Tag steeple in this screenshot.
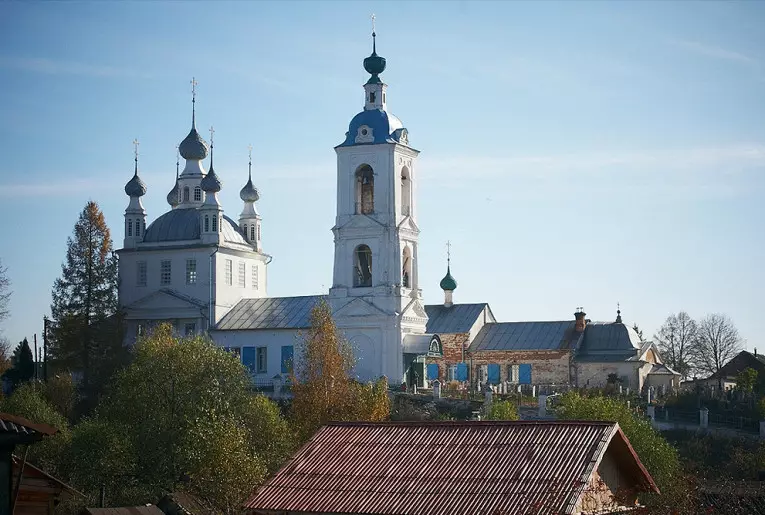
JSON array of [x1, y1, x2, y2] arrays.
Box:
[[199, 126, 223, 244], [239, 144, 262, 251], [440, 241, 457, 307], [363, 15, 387, 111], [616, 303, 623, 324], [123, 139, 147, 249], [166, 146, 181, 208]]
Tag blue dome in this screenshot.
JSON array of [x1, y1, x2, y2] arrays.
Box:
[[338, 109, 407, 147], [124, 172, 147, 197], [179, 127, 209, 160], [143, 208, 249, 246]]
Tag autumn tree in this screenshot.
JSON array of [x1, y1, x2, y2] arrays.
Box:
[[50, 201, 119, 398], [92, 324, 280, 510], [693, 313, 743, 389], [291, 301, 390, 442], [654, 311, 698, 379]]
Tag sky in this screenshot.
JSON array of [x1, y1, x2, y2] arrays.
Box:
[[0, 1, 763, 353]]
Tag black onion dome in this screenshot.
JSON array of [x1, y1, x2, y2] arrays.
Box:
[[179, 127, 209, 160], [166, 180, 180, 206], [125, 172, 147, 197], [200, 167, 222, 192], [239, 177, 260, 202]]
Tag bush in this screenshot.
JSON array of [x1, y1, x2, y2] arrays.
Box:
[[485, 400, 519, 421]]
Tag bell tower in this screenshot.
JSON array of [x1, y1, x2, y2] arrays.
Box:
[[329, 22, 427, 384]]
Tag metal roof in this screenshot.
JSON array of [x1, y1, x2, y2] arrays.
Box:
[[143, 208, 249, 246], [245, 421, 658, 515], [576, 322, 642, 359], [470, 321, 579, 352], [0, 412, 57, 440], [214, 295, 327, 331], [424, 303, 487, 334], [84, 506, 164, 515]]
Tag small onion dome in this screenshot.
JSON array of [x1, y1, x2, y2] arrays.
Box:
[[124, 171, 147, 197], [179, 127, 209, 160], [166, 180, 180, 207], [363, 36, 386, 84], [439, 266, 457, 291], [200, 167, 222, 193], [239, 177, 260, 202]]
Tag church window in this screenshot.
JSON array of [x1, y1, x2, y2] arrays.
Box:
[[160, 260, 172, 285], [353, 245, 373, 287], [127, 220, 133, 237], [241, 223, 247, 238], [355, 164, 374, 214], [225, 259, 233, 285], [238, 262, 246, 287], [256, 347, 267, 373], [183, 187, 190, 202], [184, 322, 196, 336], [194, 187, 202, 202], [252, 266, 258, 289], [251, 225, 256, 242], [369, 91, 376, 103], [212, 215, 218, 232], [401, 166, 412, 216], [186, 259, 197, 284], [137, 261, 147, 287], [204, 215, 209, 232], [135, 220, 141, 237], [402, 246, 412, 288]]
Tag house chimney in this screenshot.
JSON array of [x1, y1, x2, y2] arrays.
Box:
[[574, 307, 587, 332], [755, 348, 758, 357]]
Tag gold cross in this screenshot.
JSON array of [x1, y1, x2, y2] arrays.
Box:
[[248, 144, 253, 162], [446, 240, 452, 263], [190, 77, 198, 101], [133, 138, 139, 160], [209, 125, 215, 145], [371, 13, 376, 34]]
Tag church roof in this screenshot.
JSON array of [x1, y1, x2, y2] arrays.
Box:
[[470, 321, 581, 352], [574, 322, 642, 361], [424, 303, 487, 334], [214, 295, 327, 331], [337, 109, 406, 147], [142, 208, 248, 245]]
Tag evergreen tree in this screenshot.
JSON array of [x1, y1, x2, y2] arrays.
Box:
[[3, 337, 35, 388], [50, 201, 118, 396]]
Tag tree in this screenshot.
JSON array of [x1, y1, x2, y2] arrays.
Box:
[[654, 312, 698, 379], [3, 337, 35, 388], [485, 400, 519, 421], [96, 324, 271, 510], [693, 313, 743, 389], [50, 201, 118, 397], [632, 323, 645, 342], [290, 301, 390, 442], [735, 367, 757, 393], [0, 258, 10, 330]]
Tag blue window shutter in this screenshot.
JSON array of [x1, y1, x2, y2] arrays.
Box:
[[487, 364, 500, 384], [242, 347, 256, 374], [427, 363, 439, 381], [519, 364, 532, 384], [456, 363, 468, 381], [281, 345, 294, 374]]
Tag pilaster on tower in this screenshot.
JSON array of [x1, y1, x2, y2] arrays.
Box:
[[239, 145, 262, 251], [123, 139, 147, 249]]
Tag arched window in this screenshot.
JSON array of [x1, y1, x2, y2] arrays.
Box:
[[250, 225, 256, 241], [204, 215, 209, 232], [355, 165, 374, 214], [127, 220, 133, 237], [402, 246, 412, 288], [354, 245, 373, 287], [241, 223, 247, 238], [194, 187, 202, 202], [401, 166, 411, 217], [212, 215, 218, 232], [183, 187, 190, 202]]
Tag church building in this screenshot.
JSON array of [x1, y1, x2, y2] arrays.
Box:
[[117, 30, 679, 392]]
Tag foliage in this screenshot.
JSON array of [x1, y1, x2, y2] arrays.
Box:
[[50, 201, 119, 396], [0, 382, 71, 476], [485, 400, 519, 421], [654, 311, 698, 379], [95, 324, 270, 511], [0, 257, 10, 330], [632, 323, 645, 342], [43, 374, 78, 423], [3, 337, 35, 388], [555, 392, 682, 503], [291, 301, 390, 442], [693, 313, 743, 388], [735, 367, 757, 393], [241, 395, 297, 474]]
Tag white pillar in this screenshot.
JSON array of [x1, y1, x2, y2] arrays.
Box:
[[484, 389, 493, 406], [272, 376, 282, 398], [433, 380, 441, 399], [538, 395, 548, 418]]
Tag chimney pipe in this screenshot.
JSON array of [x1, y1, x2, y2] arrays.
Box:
[[574, 308, 587, 333]]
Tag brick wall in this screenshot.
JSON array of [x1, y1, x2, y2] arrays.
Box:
[[427, 332, 470, 381], [469, 350, 571, 384]]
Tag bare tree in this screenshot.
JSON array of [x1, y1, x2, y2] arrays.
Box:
[[654, 312, 698, 380], [694, 313, 743, 389]]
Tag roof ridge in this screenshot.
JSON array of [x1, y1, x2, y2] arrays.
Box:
[[324, 420, 619, 427]]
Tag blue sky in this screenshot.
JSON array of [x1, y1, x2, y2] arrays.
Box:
[[1, 1, 763, 353]]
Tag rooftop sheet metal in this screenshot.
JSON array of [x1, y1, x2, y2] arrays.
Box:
[[0, 412, 57, 438], [84, 506, 165, 515], [577, 323, 642, 358], [424, 303, 487, 334], [214, 295, 327, 331], [245, 421, 657, 515], [143, 208, 249, 246], [470, 321, 577, 352]]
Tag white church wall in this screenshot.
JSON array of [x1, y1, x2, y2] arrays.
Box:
[[211, 329, 302, 379], [213, 249, 268, 322]]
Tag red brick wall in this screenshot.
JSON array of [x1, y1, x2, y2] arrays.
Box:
[[427, 333, 470, 381], [468, 350, 571, 384]]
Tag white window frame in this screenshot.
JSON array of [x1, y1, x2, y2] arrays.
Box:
[[238, 261, 246, 288], [256, 347, 267, 373], [186, 259, 197, 285], [184, 322, 196, 336], [252, 265, 258, 289], [137, 261, 147, 287], [160, 260, 172, 285], [225, 259, 233, 285]]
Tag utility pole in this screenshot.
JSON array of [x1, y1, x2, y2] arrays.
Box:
[[33, 334, 38, 380], [42, 316, 48, 382]]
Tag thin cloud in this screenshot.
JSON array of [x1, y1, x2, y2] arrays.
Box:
[[0, 56, 152, 79], [672, 40, 758, 66]]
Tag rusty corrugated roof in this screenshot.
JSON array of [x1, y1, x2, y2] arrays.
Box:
[[0, 412, 57, 438], [245, 420, 658, 515], [84, 506, 165, 515]]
